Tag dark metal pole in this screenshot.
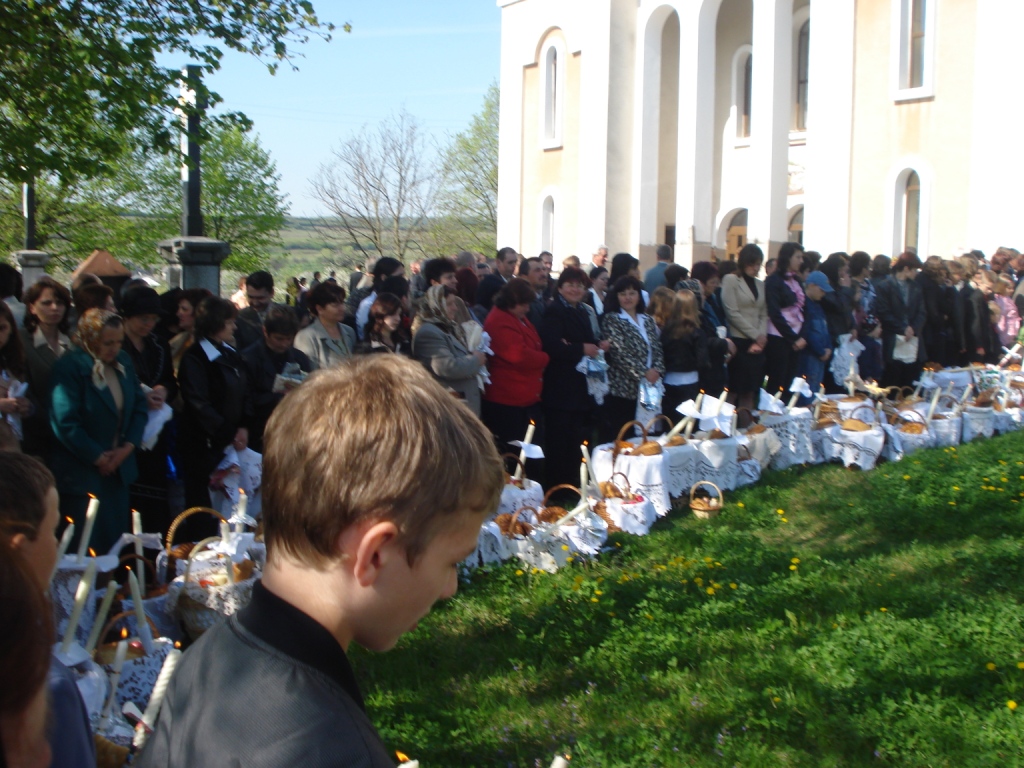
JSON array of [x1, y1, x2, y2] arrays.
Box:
[[181, 65, 205, 238], [22, 180, 36, 250]]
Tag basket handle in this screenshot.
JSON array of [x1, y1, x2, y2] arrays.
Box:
[[500, 452, 527, 481], [734, 407, 755, 430], [737, 444, 752, 461], [896, 409, 926, 424], [182, 536, 227, 583], [116, 554, 157, 592], [612, 420, 648, 462], [850, 404, 877, 423], [644, 414, 674, 435], [606, 471, 631, 496], [504, 506, 536, 538], [689, 480, 722, 503], [94, 610, 162, 654], [541, 484, 583, 509], [166, 507, 227, 552], [898, 386, 916, 401]]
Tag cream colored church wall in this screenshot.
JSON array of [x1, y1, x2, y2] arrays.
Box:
[[847, 0, 977, 257], [712, 0, 754, 230], [520, 32, 582, 258]]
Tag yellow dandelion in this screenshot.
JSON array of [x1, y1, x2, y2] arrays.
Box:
[[772, 696, 781, 703], [903, 475, 911, 480], [595, 590, 603, 596], [789, 564, 798, 571], [645, 613, 654, 620], [714, 561, 722, 566], [953, 486, 960, 491], [729, 582, 738, 589], [566, 557, 574, 563], [1002, 478, 1009, 483], [776, 509, 785, 515], [706, 587, 715, 595], [880, 607, 887, 612], [987, 662, 997, 671], [791, 557, 801, 564], [615, 542, 622, 548], [590, 597, 599, 603], [781, 517, 788, 522], [515, 569, 524, 576], [704, 557, 713, 563], [1009, 701, 1018, 711], [561, 544, 570, 551], [1017, 661, 1024, 669], [737, 502, 745, 508]]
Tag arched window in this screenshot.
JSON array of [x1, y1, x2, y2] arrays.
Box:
[[795, 21, 810, 131], [732, 46, 753, 140], [903, 171, 920, 253], [788, 206, 804, 247], [541, 195, 555, 253], [540, 36, 566, 148], [892, 0, 935, 99]]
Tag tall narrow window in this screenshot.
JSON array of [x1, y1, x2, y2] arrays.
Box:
[[903, 171, 920, 253], [740, 54, 752, 138], [540, 38, 565, 148], [908, 0, 926, 89], [795, 21, 810, 131], [541, 196, 555, 253], [545, 47, 558, 139]]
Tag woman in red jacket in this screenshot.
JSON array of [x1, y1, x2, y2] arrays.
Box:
[[482, 278, 550, 475]]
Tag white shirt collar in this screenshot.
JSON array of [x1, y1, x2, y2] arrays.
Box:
[[199, 338, 222, 361]]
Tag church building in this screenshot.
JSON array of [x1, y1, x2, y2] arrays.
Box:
[[496, 0, 1024, 267]]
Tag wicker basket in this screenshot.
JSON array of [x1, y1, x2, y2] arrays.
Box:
[[689, 481, 723, 519], [614, 420, 662, 457], [500, 452, 529, 488], [534, 485, 584, 524], [163, 507, 227, 581], [176, 536, 255, 639], [594, 472, 632, 533]]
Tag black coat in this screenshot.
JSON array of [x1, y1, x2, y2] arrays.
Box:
[[820, 288, 855, 341], [240, 341, 313, 452], [123, 333, 178, 402], [476, 273, 507, 312], [873, 276, 926, 363], [662, 327, 710, 375], [764, 272, 802, 342], [177, 339, 251, 455], [540, 298, 598, 411]]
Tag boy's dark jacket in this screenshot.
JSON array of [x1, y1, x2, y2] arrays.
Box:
[[801, 297, 832, 359]]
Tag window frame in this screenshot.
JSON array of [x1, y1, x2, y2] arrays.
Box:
[[891, 0, 936, 102], [731, 44, 754, 145], [539, 36, 567, 150]]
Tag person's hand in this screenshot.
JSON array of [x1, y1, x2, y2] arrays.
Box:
[[839, 274, 852, 288], [645, 368, 660, 384], [473, 351, 487, 365], [95, 450, 116, 476], [0, 397, 19, 415], [976, 347, 986, 356], [726, 339, 737, 356], [756, 335, 768, 348], [748, 342, 763, 354], [821, 349, 833, 362], [598, 340, 610, 352], [904, 326, 915, 338], [582, 343, 599, 357], [146, 385, 167, 411], [103, 444, 135, 475], [793, 338, 807, 351], [870, 325, 882, 339]]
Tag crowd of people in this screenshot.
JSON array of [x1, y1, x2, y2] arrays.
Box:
[[1, 241, 1022, 767]]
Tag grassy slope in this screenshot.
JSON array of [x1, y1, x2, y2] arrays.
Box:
[[353, 432, 1024, 767]]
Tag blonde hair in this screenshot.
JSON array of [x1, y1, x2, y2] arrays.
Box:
[[650, 286, 698, 340], [262, 355, 503, 566], [648, 287, 680, 330]]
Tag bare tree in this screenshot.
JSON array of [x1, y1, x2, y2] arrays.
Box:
[[311, 110, 436, 266]]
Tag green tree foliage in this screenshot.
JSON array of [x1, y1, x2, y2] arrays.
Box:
[[0, 126, 288, 273], [430, 83, 499, 256], [0, 0, 338, 183]]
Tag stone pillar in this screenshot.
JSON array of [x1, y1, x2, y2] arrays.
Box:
[[747, 0, 792, 260], [158, 237, 230, 296], [14, 250, 51, 287]]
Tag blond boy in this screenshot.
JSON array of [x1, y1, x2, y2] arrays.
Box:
[[138, 355, 503, 767]]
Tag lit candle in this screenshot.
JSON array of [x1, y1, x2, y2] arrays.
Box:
[[85, 580, 118, 654], [132, 509, 145, 592], [98, 639, 128, 731], [395, 753, 419, 768], [514, 421, 536, 480], [771, 388, 783, 404], [136, 644, 181, 747], [128, 569, 155, 655], [666, 414, 687, 438], [220, 520, 230, 545], [579, 441, 591, 471], [695, 391, 705, 412], [60, 561, 96, 654], [786, 391, 801, 410], [579, 459, 588, 495], [550, 756, 570, 768], [848, 354, 855, 379], [76, 494, 99, 563], [235, 489, 247, 532], [926, 386, 942, 422], [50, 519, 74, 582], [715, 389, 728, 416], [683, 416, 696, 438]]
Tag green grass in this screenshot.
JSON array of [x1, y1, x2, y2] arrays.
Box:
[[353, 432, 1024, 767]]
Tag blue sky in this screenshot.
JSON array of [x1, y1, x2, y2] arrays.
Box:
[[190, 0, 502, 216]]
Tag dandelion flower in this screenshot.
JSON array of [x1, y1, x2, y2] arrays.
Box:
[[880, 607, 887, 612], [706, 587, 715, 595], [987, 662, 997, 671], [952, 486, 960, 491], [595, 590, 603, 596], [645, 613, 654, 620], [590, 597, 599, 603], [515, 569, 524, 576], [1009, 701, 1018, 711], [903, 475, 911, 480], [789, 564, 798, 571], [729, 583, 738, 589], [791, 557, 801, 564], [737, 502, 745, 508], [777, 509, 785, 515], [949, 501, 957, 506], [781, 517, 788, 522], [772, 696, 781, 703], [561, 544, 570, 551], [1017, 662, 1024, 669]]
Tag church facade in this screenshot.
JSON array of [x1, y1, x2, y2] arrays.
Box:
[[496, 0, 1023, 268]]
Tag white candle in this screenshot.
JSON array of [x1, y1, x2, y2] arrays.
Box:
[[786, 392, 801, 410], [85, 580, 118, 654], [771, 388, 783, 404], [220, 520, 230, 544], [514, 421, 536, 480], [683, 416, 696, 438], [397, 762, 420, 768], [60, 561, 96, 654], [666, 416, 686, 438], [225, 557, 235, 585], [730, 412, 738, 436], [98, 639, 128, 731], [715, 389, 728, 416], [695, 391, 705, 412], [847, 378, 856, 397], [926, 386, 942, 422], [813, 399, 822, 420], [132, 509, 145, 593], [76, 495, 99, 563], [579, 459, 588, 495], [134, 645, 181, 748], [961, 385, 973, 405], [235, 489, 247, 532], [579, 442, 592, 471], [128, 569, 155, 655], [550, 756, 570, 768], [50, 520, 74, 582]]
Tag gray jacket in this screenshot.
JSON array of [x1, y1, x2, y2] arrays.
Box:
[[293, 318, 357, 370], [412, 320, 483, 415], [136, 582, 395, 768]]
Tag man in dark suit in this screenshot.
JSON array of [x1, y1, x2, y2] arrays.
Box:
[[518, 256, 549, 333], [234, 270, 291, 351], [476, 246, 520, 313]]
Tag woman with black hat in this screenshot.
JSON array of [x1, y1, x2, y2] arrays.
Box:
[[121, 287, 178, 535]]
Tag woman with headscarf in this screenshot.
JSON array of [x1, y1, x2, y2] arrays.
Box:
[[412, 284, 486, 416], [49, 309, 147, 553]]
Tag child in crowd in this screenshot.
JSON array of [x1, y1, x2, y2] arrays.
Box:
[[137, 355, 504, 768], [0, 452, 96, 768], [799, 272, 834, 404], [209, 427, 263, 520]]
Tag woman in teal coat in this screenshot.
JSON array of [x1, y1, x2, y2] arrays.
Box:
[[50, 309, 147, 554]]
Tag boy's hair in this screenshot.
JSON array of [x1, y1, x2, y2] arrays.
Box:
[[0, 453, 55, 539], [262, 355, 503, 566], [263, 306, 299, 337]]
